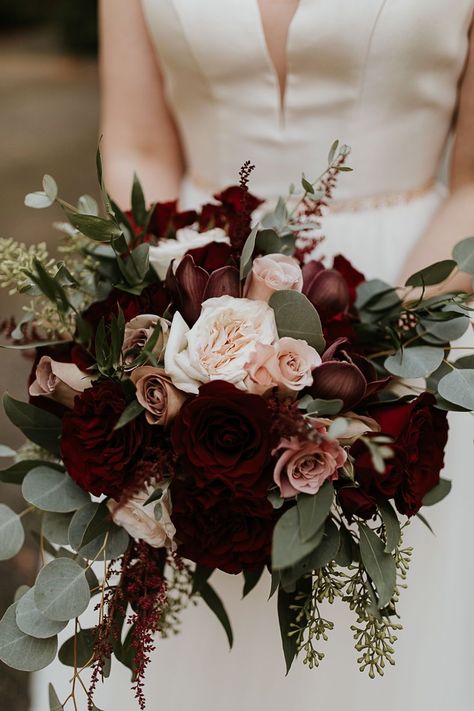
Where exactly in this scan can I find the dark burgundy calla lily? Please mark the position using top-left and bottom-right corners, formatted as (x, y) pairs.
(308, 337), (391, 411)
(166, 252), (240, 326)
(303, 264), (350, 320)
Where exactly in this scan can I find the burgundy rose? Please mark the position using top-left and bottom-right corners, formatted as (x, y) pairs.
(61, 381), (152, 498)
(171, 479), (274, 574)
(337, 486), (377, 520)
(349, 394), (449, 517)
(199, 185), (264, 251)
(171, 381), (275, 500)
(166, 243), (239, 326)
(147, 200), (197, 240)
(83, 284), (169, 334)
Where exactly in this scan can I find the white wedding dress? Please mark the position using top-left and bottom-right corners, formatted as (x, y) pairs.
(33, 1), (474, 709)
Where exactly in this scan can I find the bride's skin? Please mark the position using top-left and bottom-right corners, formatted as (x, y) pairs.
(100, 0), (473, 291)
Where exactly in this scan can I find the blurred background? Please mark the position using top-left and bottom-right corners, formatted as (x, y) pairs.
(0, 2), (99, 706)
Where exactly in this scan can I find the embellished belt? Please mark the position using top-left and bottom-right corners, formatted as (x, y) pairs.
(188, 173), (438, 214)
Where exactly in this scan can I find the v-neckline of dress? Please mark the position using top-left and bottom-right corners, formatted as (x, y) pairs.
(252, 0), (304, 125)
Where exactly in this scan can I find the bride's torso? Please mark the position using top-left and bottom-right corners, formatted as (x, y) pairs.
(141, 0), (473, 202)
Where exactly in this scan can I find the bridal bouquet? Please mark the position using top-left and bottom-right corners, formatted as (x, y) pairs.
(0, 144), (473, 710)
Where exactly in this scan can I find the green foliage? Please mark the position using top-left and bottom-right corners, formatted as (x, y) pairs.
(358, 524), (396, 609)
(422, 478), (452, 506)
(438, 368), (474, 410)
(199, 582), (233, 649)
(3, 395), (62, 457)
(15, 588), (67, 639)
(384, 346), (444, 379)
(239, 225), (259, 279)
(0, 504), (25, 561)
(297, 482), (334, 543)
(22, 466), (90, 513)
(35, 559), (91, 622)
(269, 290), (326, 354)
(405, 259), (457, 287)
(0, 603), (58, 672)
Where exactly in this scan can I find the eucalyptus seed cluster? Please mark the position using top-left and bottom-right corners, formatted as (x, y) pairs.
(0, 238), (52, 294)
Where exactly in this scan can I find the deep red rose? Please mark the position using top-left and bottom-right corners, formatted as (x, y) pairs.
(337, 486), (377, 521)
(171, 479), (274, 574)
(350, 394), (449, 517)
(61, 381), (152, 498)
(147, 200), (198, 240)
(83, 284), (169, 334)
(171, 381), (275, 500)
(199, 185), (264, 252)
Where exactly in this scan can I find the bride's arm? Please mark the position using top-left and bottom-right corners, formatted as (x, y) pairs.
(99, 0), (184, 206)
(399, 27), (474, 292)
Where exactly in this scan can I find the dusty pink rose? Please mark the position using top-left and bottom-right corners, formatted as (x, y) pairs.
(29, 356), (93, 408)
(130, 366), (187, 425)
(244, 253), (303, 302)
(245, 337), (321, 396)
(107, 489), (176, 550)
(122, 314), (170, 369)
(272, 423), (347, 498)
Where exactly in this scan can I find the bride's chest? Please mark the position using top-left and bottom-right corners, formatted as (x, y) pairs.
(142, 0), (474, 102)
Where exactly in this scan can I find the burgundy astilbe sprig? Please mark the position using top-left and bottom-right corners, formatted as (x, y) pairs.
(123, 542), (168, 710)
(268, 396), (312, 441)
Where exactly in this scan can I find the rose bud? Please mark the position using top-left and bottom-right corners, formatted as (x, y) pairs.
(167, 252), (240, 326)
(29, 356), (93, 409)
(303, 267), (350, 319)
(130, 366), (187, 426)
(122, 314), (170, 369)
(309, 360), (367, 411)
(244, 253), (303, 302)
(272, 422), (347, 498)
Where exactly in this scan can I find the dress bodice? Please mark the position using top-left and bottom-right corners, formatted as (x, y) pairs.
(141, 0), (473, 201)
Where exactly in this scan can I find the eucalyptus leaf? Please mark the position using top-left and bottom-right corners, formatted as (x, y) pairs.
(22, 467), (89, 513)
(79, 500), (111, 548)
(199, 582), (233, 649)
(42, 175), (58, 202)
(405, 260), (457, 287)
(0, 603), (58, 671)
(303, 398), (343, 416)
(438, 369), (474, 410)
(422, 478), (452, 506)
(68, 502), (129, 560)
(269, 290), (325, 353)
(240, 225), (259, 280)
(453, 236), (474, 275)
(377, 500), (401, 553)
(25, 191), (53, 209)
(42, 512), (74, 546)
(35, 559), (90, 622)
(78, 194), (99, 216)
(358, 524), (396, 609)
(0, 460), (63, 486)
(419, 313), (470, 344)
(255, 228), (296, 257)
(297, 481), (334, 543)
(48, 683), (63, 710)
(272, 506), (323, 570)
(16, 588), (67, 639)
(0, 504), (25, 561)
(58, 628), (96, 667)
(384, 346), (444, 379)
(3, 394), (62, 457)
(356, 279), (393, 310)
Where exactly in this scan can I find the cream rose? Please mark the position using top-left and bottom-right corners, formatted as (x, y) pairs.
(122, 314), (170, 369)
(273, 422), (347, 498)
(244, 253), (303, 302)
(107, 489), (176, 550)
(245, 337), (321, 396)
(29, 356), (93, 409)
(149, 227), (230, 280)
(130, 366), (187, 425)
(164, 295), (278, 394)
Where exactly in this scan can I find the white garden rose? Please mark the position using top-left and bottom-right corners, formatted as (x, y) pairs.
(148, 227), (231, 280)
(107, 489), (176, 550)
(164, 295), (279, 394)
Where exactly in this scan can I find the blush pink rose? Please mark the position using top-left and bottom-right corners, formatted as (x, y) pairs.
(130, 366), (187, 425)
(244, 253), (303, 302)
(29, 356), (93, 409)
(122, 314), (170, 369)
(107, 489), (176, 550)
(272, 423), (347, 498)
(245, 337), (321, 396)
